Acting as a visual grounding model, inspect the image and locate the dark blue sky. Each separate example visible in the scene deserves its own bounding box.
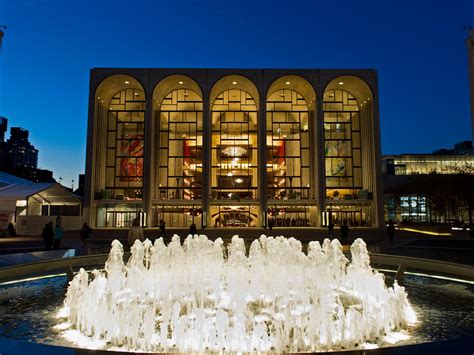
[0,0,473,185]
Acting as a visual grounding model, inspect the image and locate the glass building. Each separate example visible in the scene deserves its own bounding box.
[84,69,383,229]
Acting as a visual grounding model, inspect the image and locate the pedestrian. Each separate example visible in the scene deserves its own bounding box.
[158,219,167,238]
[54,218,64,250]
[328,222,334,236]
[387,219,395,244]
[189,222,197,236]
[268,218,274,230]
[80,222,93,248]
[340,220,349,245]
[6,223,16,237]
[128,217,144,247]
[42,221,54,251]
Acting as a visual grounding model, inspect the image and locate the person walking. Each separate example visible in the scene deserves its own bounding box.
[328,222,334,236]
[54,218,64,250]
[6,223,16,237]
[42,221,54,251]
[158,219,167,239]
[340,220,349,245]
[268,218,274,230]
[189,222,197,236]
[128,217,144,247]
[387,219,395,244]
[80,222,93,248]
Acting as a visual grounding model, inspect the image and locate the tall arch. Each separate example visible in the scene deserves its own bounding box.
[209,75,260,227]
[265,75,317,227]
[93,74,146,227]
[322,75,375,227]
[151,75,203,227]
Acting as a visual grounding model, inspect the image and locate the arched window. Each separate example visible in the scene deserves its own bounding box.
[266,89,310,200]
[105,88,145,199]
[323,89,362,198]
[211,89,258,201]
[158,89,203,200]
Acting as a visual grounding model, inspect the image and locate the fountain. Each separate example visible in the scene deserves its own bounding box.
[58,235,417,352]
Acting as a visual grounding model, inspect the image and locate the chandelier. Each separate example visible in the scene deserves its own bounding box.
[222,146,247,157]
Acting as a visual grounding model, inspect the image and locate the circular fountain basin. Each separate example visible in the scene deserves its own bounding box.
[0,238,472,354]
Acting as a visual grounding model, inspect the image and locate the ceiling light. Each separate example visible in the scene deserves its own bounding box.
[285,81,291,85]
[232,81,237,85]
[179,81,184,84]
[134,93,139,96]
[227,172,233,177]
[338,81,343,85]
[235,178,243,183]
[124,81,130,84]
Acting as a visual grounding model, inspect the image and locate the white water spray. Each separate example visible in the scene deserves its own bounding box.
[60,235,416,352]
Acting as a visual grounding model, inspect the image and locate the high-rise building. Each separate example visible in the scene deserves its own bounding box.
[6,127,38,169]
[84,68,383,229]
[0,116,7,142]
[0,117,8,170]
[467,28,474,142]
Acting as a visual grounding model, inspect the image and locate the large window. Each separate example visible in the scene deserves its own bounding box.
[211,89,258,201]
[105,88,145,199]
[158,89,203,200]
[266,89,310,200]
[323,89,362,200]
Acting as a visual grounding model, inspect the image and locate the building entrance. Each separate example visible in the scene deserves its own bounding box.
[210,205,258,227]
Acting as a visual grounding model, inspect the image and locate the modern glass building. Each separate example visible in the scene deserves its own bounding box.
[84,69,383,229]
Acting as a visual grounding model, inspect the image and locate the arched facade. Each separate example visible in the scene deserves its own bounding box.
[84,69,383,230]
[89,74,147,228]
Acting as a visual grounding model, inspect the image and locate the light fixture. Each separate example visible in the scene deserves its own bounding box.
[134,92,139,96]
[222,146,247,157]
[235,178,243,183]
[125,80,130,84]
[285,81,291,85]
[179,81,184,84]
[232,81,237,85]
[227,172,233,177]
[338,81,343,85]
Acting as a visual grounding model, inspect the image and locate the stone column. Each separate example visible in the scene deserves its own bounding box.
[258,97,267,227]
[202,97,211,228]
[315,94,326,226]
[143,90,154,227]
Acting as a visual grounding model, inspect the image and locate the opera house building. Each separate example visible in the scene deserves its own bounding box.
[84,69,383,229]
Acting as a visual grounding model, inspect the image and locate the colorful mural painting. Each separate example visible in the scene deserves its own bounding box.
[120,138,143,181]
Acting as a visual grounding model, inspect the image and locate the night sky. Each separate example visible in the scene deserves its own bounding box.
[0,0,473,186]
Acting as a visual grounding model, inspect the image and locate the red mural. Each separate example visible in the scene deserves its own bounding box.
[120,138,144,181]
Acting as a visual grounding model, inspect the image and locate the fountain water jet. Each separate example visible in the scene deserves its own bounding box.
[60,235,417,352]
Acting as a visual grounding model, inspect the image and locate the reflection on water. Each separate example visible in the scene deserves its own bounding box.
[0,273,473,349]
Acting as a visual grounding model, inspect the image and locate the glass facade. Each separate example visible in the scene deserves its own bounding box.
[105,88,145,200]
[89,71,381,229]
[158,89,203,200]
[266,89,310,200]
[323,89,362,200]
[211,89,258,201]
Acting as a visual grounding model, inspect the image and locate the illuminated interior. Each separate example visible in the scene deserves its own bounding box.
[210,87,258,227]
[88,71,380,228]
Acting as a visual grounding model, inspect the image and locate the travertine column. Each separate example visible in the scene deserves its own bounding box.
[143,91,154,227]
[315,95,326,226]
[202,97,211,228]
[258,97,267,227]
